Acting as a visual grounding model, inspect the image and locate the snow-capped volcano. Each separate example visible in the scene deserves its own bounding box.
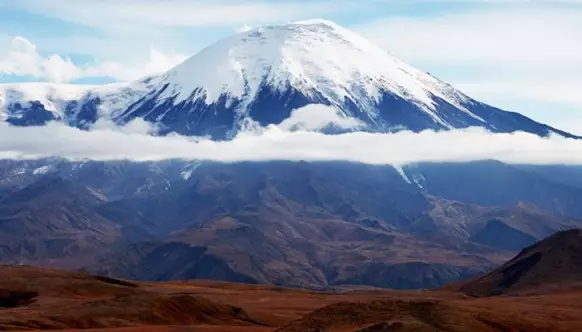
[122,20,477,127]
[0,20,574,138]
[150,19,471,117]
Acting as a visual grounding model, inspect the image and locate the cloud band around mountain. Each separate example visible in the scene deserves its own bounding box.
[0,104,581,165]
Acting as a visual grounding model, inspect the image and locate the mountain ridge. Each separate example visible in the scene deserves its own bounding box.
[455,228,582,296]
[2,159,582,289]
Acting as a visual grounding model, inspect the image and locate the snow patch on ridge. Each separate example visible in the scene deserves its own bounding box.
[0,83,91,118]
[0,80,151,123]
[394,165,412,184]
[33,165,51,175]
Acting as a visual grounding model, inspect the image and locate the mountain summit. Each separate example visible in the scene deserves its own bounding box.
[0,20,573,138]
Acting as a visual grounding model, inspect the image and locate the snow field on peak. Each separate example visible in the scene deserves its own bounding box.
[150,19,482,126]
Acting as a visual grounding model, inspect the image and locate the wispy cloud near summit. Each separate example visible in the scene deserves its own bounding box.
[0,36,187,82]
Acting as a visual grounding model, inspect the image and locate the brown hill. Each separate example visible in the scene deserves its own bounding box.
[2,265,582,331]
[455,229,582,296]
[275,294,582,332]
[0,265,264,330]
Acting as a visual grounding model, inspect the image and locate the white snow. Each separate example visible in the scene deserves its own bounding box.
[403,165,427,190]
[180,170,193,180]
[11,168,26,175]
[33,165,51,175]
[393,165,412,184]
[144,19,484,126]
[0,80,150,123]
[92,76,162,119]
[0,83,91,119]
[180,162,201,180]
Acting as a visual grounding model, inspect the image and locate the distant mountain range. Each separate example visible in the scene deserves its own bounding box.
[0,20,574,139]
[1,159,582,289]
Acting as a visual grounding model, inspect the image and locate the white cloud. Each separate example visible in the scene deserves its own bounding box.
[142,47,188,76]
[278,105,364,131]
[82,46,188,81]
[0,1,350,75]
[0,37,42,79]
[9,0,347,31]
[1,120,582,165]
[91,118,158,135]
[235,24,255,33]
[354,8,582,69]
[551,119,582,136]
[0,36,83,83]
[0,37,187,82]
[41,54,81,83]
[353,7,582,131]
[456,79,582,108]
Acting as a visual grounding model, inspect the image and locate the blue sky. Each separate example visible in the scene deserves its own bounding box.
[0,0,581,133]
